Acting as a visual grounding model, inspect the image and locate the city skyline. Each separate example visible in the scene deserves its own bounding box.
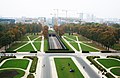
[0,0,120,18]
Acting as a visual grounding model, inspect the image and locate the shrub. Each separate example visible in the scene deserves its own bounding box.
[87,56,106,72]
[105,72,115,78]
[0,56,16,63]
[24,56,38,73]
[27,74,34,78]
[107,56,120,60]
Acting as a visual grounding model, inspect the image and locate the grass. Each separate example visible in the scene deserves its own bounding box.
[64,33,76,41]
[17,43,34,52]
[35,37,42,41]
[85,43,106,50]
[20,35,29,41]
[112,44,120,50]
[33,42,41,51]
[54,58,84,78]
[0,69,25,78]
[44,39,48,51]
[110,68,120,76]
[6,42,26,51]
[80,43,99,52]
[29,35,39,41]
[77,35,90,41]
[69,42,79,51]
[0,59,29,70]
[61,39,73,51]
[97,58,120,68]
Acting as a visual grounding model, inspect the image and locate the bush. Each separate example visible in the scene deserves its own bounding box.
[105,72,115,78]
[107,56,120,60]
[0,56,16,63]
[82,51,89,53]
[30,51,37,53]
[24,56,38,73]
[27,74,34,78]
[5,51,16,53]
[87,56,106,72]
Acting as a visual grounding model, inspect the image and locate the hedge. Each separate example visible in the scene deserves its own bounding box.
[0,56,16,63]
[24,56,38,73]
[87,56,107,72]
[105,72,115,78]
[27,74,34,78]
[107,56,120,60]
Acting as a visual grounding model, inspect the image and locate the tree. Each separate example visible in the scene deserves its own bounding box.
[42,26,48,39]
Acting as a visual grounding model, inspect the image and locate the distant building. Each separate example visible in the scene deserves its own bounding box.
[0,18,15,24]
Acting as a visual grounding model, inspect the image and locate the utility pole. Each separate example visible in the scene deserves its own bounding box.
[62,10,68,24]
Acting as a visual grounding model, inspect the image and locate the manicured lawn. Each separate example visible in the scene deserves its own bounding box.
[6,42,26,51]
[77,35,90,41]
[44,39,48,51]
[112,44,120,50]
[80,43,99,52]
[64,37,74,41]
[16,43,34,52]
[20,35,28,41]
[35,37,42,41]
[54,58,84,78]
[0,69,25,78]
[0,59,29,70]
[61,39,73,51]
[70,42,79,51]
[29,35,39,40]
[97,58,120,68]
[33,42,41,51]
[64,33,76,40]
[85,43,106,50]
[110,68,120,76]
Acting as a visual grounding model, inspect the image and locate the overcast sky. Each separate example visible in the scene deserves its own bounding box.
[0,0,120,18]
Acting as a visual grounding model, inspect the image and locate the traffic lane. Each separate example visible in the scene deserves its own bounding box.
[42,55,52,78]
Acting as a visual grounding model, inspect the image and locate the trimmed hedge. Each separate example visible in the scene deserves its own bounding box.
[30,51,37,53]
[107,56,120,60]
[101,51,111,53]
[0,56,16,63]
[5,51,16,53]
[27,74,34,78]
[24,56,38,73]
[87,56,107,72]
[82,51,89,53]
[105,72,115,78]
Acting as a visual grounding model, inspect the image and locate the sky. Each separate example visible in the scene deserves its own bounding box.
[0,0,120,18]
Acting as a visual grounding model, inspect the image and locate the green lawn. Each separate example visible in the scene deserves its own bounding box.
[70,42,79,51]
[54,58,84,78]
[0,69,25,78]
[29,35,39,40]
[16,43,34,52]
[110,68,120,76]
[77,35,90,41]
[80,43,99,52]
[44,39,48,51]
[64,33,76,41]
[112,44,120,50]
[85,43,106,50]
[97,58,120,68]
[0,59,29,70]
[61,39,73,51]
[35,37,42,41]
[64,37,74,41]
[19,35,28,41]
[6,42,26,51]
[33,42,41,51]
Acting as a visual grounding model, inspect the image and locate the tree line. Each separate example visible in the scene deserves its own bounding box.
[58,23,120,50]
[0,23,42,49]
